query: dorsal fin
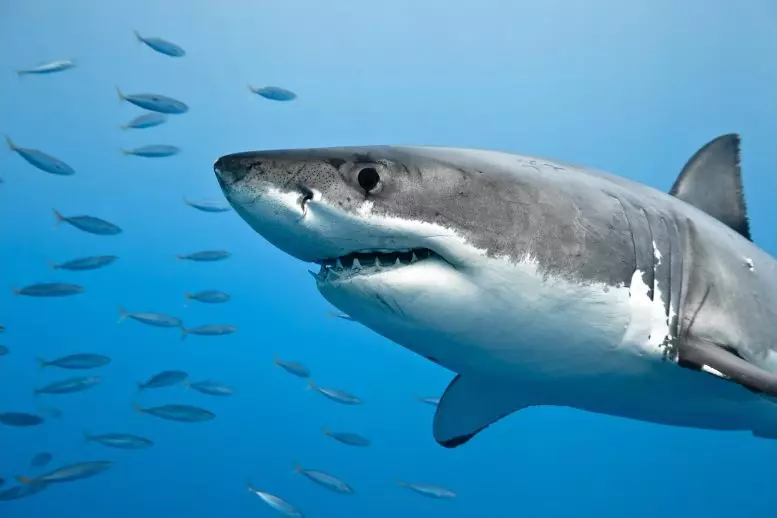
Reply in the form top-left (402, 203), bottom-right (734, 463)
top-left (669, 134), bottom-right (751, 241)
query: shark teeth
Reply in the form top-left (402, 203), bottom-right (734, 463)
top-left (313, 248), bottom-right (440, 283)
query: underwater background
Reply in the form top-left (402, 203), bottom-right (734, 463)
top-left (1, 0), bottom-right (776, 516)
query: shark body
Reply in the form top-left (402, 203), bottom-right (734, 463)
top-left (214, 134), bottom-right (777, 447)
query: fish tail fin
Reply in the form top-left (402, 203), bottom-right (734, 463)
top-left (35, 357), bottom-right (48, 368)
top-left (48, 260), bottom-right (58, 270)
top-left (293, 464), bottom-right (303, 472)
top-left (306, 379), bottom-right (316, 390)
top-left (16, 476), bottom-right (33, 484)
top-left (247, 84), bottom-right (254, 93)
top-left (116, 86), bottom-right (125, 102)
top-left (120, 148), bottom-right (130, 156)
top-left (4, 135), bottom-right (15, 151)
top-left (183, 378), bottom-right (191, 390)
top-left (12, 286), bottom-right (20, 296)
top-left (52, 208), bottom-right (64, 224)
top-left (132, 29), bottom-right (143, 42)
top-left (118, 124), bottom-right (127, 130)
top-left (175, 254), bottom-right (184, 260)
top-left (82, 429), bottom-right (90, 441)
top-left (132, 402), bottom-right (143, 414)
top-left (322, 425), bottom-right (329, 436)
top-left (180, 327), bottom-right (189, 340)
top-left (273, 354), bottom-right (281, 365)
top-left (397, 480), bottom-right (408, 487)
top-left (117, 308), bottom-right (127, 324)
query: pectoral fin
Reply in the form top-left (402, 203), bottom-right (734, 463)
top-left (681, 338), bottom-right (777, 397)
top-left (433, 375), bottom-right (531, 448)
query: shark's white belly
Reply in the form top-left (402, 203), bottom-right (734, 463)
top-left (319, 255), bottom-right (777, 436)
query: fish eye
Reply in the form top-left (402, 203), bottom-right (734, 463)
top-left (357, 167), bottom-right (380, 192)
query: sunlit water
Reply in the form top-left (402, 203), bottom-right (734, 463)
top-left (1, 1), bottom-right (776, 517)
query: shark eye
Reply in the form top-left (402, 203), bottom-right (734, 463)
top-left (357, 167), bottom-right (381, 192)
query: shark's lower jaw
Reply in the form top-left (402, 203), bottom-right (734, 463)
top-left (312, 248), bottom-right (443, 283)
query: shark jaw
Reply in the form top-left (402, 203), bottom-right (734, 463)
top-left (312, 248), bottom-right (443, 283)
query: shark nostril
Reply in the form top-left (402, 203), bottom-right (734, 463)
top-left (213, 156), bottom-right (251, 184)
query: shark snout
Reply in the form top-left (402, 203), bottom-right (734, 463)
top-left (213, 153), bottom-right (254, 185)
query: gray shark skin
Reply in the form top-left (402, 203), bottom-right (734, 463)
top-left (214, 134), bottom-right (777, 447)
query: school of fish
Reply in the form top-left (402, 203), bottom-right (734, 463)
top-left (0, 31), bottom-right (454, 514)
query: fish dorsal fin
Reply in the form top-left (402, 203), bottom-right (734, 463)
top-left (669, 134), bottom-right (751, 240)
top-left (433, 375), bottom-right (530, 448)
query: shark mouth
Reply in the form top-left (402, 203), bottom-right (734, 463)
top-left (312, 248), bottom-right (444, 282)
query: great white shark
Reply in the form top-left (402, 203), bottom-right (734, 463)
top-left (213, 134), bottom-right (777, 447)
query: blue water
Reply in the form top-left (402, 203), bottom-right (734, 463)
top-left (2, 0), bottom-right (776, 516)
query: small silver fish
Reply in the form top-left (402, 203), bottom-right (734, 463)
top-left (119, 112), bottom-right (168, 130)
top-left (116, 87), bottom-right (188, 114)
top-left (37, 353), bottom-right (110, 370)
top-left (248, 85), bottom-right (297, 101)
top-left (180, 324), bottom-right (237, 340)
top-left (327, 311), bottom-right (354, 321)
top-left (138, 370), bottom-right (188, 390)
top-left (184, 290), bottom-right (230, 304)
top-left (53, 209), bottom-right (122, 235)
top-left (134, 30), bottom-right (186, 57)
top-left (13, 282), bottom-right (84, 297)
top-left (133, 403), bottom-right (215, 422)
top-left (0, 482), bottom-right (48, 501)
top-left (322, 427), bottom-right (371, 447)
top-left (50, 255), bottom-right (117, 271)
top-left (274, 356), bottom-right (310, 378)
top-left (84, 431), bottom-right (153, 449)
top-left (247, 484), bottom-right (304, 517)
top-left (6, 136), bottom-right (75, 175)
top-left (30, 452), bottom-right (53, 468)
top-left (398, 481), bottom-right (457, 499)
top-left (294, 465), bottom-right (354, 494)
top-left (0, 412), bottom-right (44, 427)
top-left (34, 376), bottom-right (101, 395)
top-left (121, 144), bottom-right (180, 158)
top-left (183, 198), bottom-right (231, 213)
top-left (17, 461), bottom-right (112, 485)
top-left (177, 250), bottom-right (231, 262)
top-left (117, 308), bottom-right (182, 328)
top-left (17, 59), bottom-right (76, 76)
top-left (185, 380), bottom-right (235, 396)
top-left (307, 380), bottom-right (362, 405)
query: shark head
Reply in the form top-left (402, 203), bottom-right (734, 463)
top-left (213, 145), bottom-right (637, 379)
top-left (214, 147), bottom-right (491, 367)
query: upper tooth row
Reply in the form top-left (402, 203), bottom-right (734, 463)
top-left (326, 252), bottom-right (420, 270)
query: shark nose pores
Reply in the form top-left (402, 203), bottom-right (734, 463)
top-left (213, 155), bottom-right (250, 184)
